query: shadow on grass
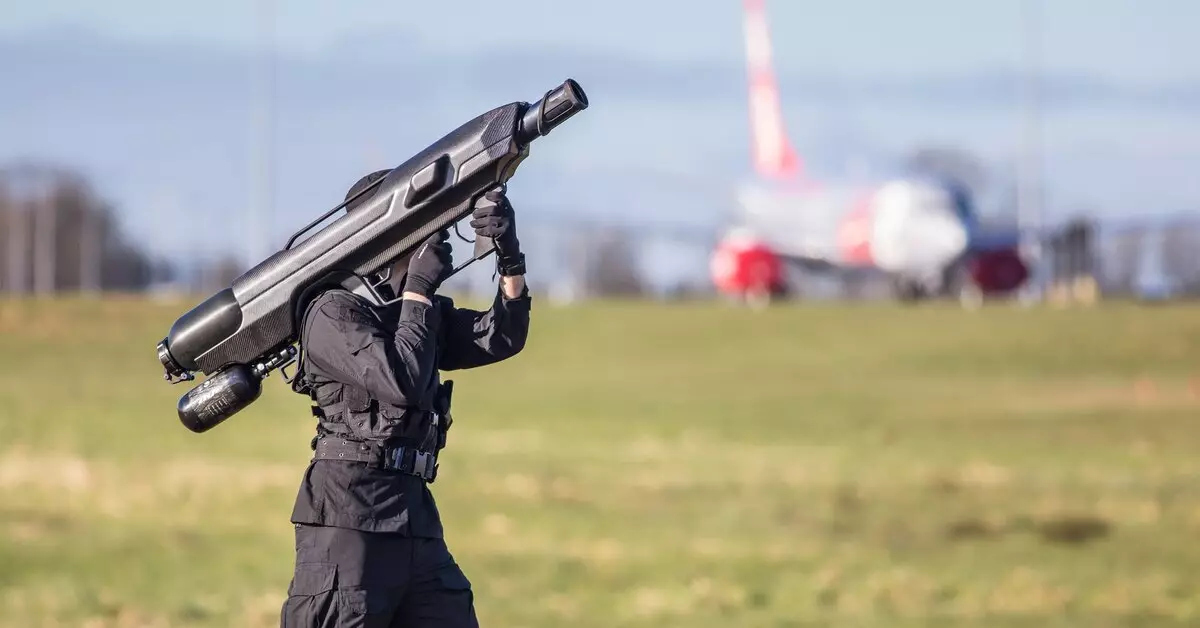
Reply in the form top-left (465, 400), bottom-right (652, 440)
top-left (943, 513), bottom-right (1112, 546)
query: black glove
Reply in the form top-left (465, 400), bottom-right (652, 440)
top-left (469, 188), bottom-right (522, 271)
top-left (403, 230), bottom-right (453, 298)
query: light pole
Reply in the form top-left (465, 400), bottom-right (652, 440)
top-left (250, 0), bottom-right (277, 266)
top-left (1017, 0), bottom-right (1045, 304)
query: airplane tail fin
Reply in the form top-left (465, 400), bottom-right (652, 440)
top-left (743, 0), bottom-right (801, 181)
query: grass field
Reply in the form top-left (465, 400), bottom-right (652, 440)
top-left (1, 296), bottom-right (1199, 627)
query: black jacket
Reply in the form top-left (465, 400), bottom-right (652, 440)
top-left (289, 285), bottom-right (531, 535)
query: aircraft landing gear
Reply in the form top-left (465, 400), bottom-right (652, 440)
top-left (742, 282), bottom-right (789, 310)
top-left (891, 277), bottom-right (928, 303)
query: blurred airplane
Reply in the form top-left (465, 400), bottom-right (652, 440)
top-left (710, 0), bottom-right (1029, 305)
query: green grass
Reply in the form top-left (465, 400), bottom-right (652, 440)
top-left (1, 296), bottom-right (1199, 627)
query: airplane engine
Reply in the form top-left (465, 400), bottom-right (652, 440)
top-left (967, 248), bottom-right (1028, 294)
top-left (710, 231), bottom-right (784, 301)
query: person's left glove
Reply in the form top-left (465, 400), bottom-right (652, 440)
top-left (469, 187), bottom-right (523, 274)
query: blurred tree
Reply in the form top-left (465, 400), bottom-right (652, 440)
top-left (575, 227), bottom-right (647, 298)
top-left (0, 163), bottom-right (161, 294)
top-left (901, 145), bottom-right (1024, 223)
top-left (903, 146), bottom-right (988, 198)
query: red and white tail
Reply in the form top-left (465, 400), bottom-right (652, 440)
top-left (743, 0), bottom-right (801, 181)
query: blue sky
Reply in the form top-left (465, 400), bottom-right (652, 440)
top-left (5, 0), bottom-right (1197, 82)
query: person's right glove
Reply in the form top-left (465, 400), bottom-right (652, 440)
top-left (469, 187), bottom-right (523, 275)
top-left (403, 230), bottom-right (454, 298)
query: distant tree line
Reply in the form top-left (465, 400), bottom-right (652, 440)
top-left (576, 228), bottom-right (648, 297)
top-left (6, 157), bottom-right (1197, 301)
top-left (1100, 225), bottom-right (1200, 297)
top-left (0, 163), bottom-right (172, 294)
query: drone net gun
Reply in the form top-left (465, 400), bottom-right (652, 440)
top-left (155, 79), bottom-right (589, 433)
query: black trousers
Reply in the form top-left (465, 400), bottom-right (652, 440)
top-left (280, 524), bottom-right (478, 628)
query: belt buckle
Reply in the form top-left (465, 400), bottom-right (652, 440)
top-left (412, 451), bottom-right (438, 481)
top-left (389, 446), bottom-right (405, 471)
top-left (412, 451), bottom-right (429, 478)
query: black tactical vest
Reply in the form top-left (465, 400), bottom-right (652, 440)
top-left (291, 290), bottom-right (453, 455)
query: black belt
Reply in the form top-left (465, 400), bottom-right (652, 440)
top-left (312, 436), bottom-right (439, 482)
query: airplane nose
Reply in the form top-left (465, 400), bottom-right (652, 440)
top-left (869, 180), bottom-right (970, 275)
top-left (917, 212), bottom-right (969, 267)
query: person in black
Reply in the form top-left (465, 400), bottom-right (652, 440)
top-left (279, 170), bottom-right (531, 627)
